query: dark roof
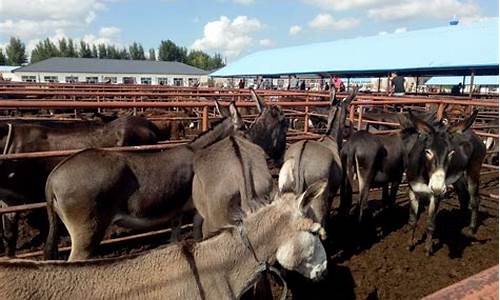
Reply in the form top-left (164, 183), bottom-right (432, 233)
top-left (14, 57), bottom-right (209, 75)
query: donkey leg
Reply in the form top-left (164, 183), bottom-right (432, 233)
top-left (192, 213), bottom-right (204, 241)
top-left (463, 176), bottom-right (480, 237)
top-left (1, 201), bottom-right (19, 257)
top-left (389, 181), bottom-right (400, 207)
top-left (453, 177), bottom-right (470, 212)
top-left (66, 215), bottom-right (111, 261)
top-left (424, 195), bottom-right (440, 256)
top-left (407, 190), bottom-right (420, 251)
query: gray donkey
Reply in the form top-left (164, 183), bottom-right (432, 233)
top-left (278, 88), bottom-right (357, 228)
top-left (44, 103), bottom-right (245, 261)
top-left (0, 181), bottom-right (328, 300)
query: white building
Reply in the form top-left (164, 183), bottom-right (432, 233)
top-left (0, 66), bottom-right (21, 81)
top-left (12, 57), bottom-right (209, 86)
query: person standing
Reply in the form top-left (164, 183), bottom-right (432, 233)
top-left (390, 72), bottom-right (405, 96)
top-left (451, 82), bottom-right (463, 96)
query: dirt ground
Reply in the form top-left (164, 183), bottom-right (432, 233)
top-left (9, 173), bottom-right (499, 300)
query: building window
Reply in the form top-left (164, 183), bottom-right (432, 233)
top-left (103, 77), bottom-right (117, 84)
top-left (86, 77), bottom-right (99, 83)
top-left (158, 77), bottom-right (169, 85)
top-left (21, 76), bottom-right (36, 82)
top-left (123, 77), bottom-right (136, 84)
top-left (44, 76), bottom-right (59, 83)
top-left (140, 77), bottom-right (152, 85)
top-left (173, 78), bottom-right (184, 87)
top-left (65, 76), bottom-right (79, 83)
top-left (188, 78), bottom-right (199, 87)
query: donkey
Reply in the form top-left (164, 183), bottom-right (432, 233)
top-left (0, 181), bottom-right (328, 300)
top-left (192, 135), bottom-right (274, 238)
top-left (278, 88), bottom-right (357, 228)
top-left (44, 103), bottom-right (245, 261)
top-left (405, 110), bottom-right (485, 256)
top-left (0, 116), bottom-right (160, 257)
top-left (215, 89), bottom-right (288, 164)
top-left (339, 109), bottom-right (447, 222)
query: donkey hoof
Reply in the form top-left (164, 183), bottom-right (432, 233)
top-left (461, 227), bottom-right (476, 238)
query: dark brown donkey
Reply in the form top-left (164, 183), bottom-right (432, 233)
top-left (0, 116), bottom-right (160, 256)
top-left (405, 110), bottom-right (485, 256)
top-left (339, 110), bottom-right (443, 222)
top-left (278, 88), bottom-right (357, 229)
top-left (215, 89), bottom-right (288, 164)
top-left (44, 103), bottom-right (245, 261)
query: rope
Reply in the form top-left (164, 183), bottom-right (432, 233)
top-left (237, 225), bottom-right (288, 300)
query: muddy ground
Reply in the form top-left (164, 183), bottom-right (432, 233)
top-left (9, 172), bottom-right (499, 300)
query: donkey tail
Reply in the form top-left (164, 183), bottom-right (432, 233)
top-left (44, 184), bottom-right (60, 260)
top-left (294, 141), bottom-right (308, 194)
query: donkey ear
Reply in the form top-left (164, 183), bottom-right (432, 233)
top-left (408, 111), bottom-right (435, 135)
top-left (250, 88), bottom-right (265, 113)
top-left (449, 109), bottom-right (478, 134)
top-left (297, 180), bottom-right (328, 212)
top-left (214, 100), bottom-right (228, 117)
top-left (342, 86), bottom-right (358, 106)
top-left (325, 108), bottom-right (336, 134)
top-left (228, 101), bottom-right (242, 124)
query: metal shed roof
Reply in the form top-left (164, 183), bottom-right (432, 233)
top-left (211, 18), bottom-right (498, 78)
top-left (14, 57), bottom-right (209, 75)
top-left (425, 75), bottom-right (499, 86)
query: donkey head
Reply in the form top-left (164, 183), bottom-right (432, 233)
top-left (273, 180), bottom-right (328, 281)
top-left (325, 87), bottom-right (357, 142)
top-left (246, 89), bottom-right (288, 161)
top-left (407, 111), bottom-right (458, 196)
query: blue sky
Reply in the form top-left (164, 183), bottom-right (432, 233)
top-left (0, 0), bottom-right (498, 61)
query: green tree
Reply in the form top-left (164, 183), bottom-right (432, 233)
top-left (98, 44), bottom-right (107, 58)
top-left (79, 40), bottom-right (92, 58)
top-left (107, 45), bottom-right (119, 59)
top-left (129, 42), bottom-right (145, 60)
top-left (30, 38), bottom-right (60, 63)
top-left (58, 38), bottom-right (69, 57)
top-left (5, 37), bottom-right (27, 65)
top-left (148, 48), bottom-right (156, 61)
top-left (158, 40), bottom-right (187, 62)
top-left (0, 48), bottom-right (6, 65)
top-left (67, 38), bottom-right (77, 57)
top-left (91, 44), bottom-right (98, 58)
top-left (119, 47), bottom-right (130, 59)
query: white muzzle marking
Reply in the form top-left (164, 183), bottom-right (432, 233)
top-left (429, 168), bottom-right (446, 195)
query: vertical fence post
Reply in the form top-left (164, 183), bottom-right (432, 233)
top-left (133, 97), bottom-right (137, 116)
top-left (97, 96), bottom-right (101, 114)
top-left (304, 94), bottom-right (309, 133)
top-left (349, 105), bottom-right (355, 125)
top-left (357, 105), bottom-right (363, 130)
top-left (437, 102), bottom-right (445, 121)
top-left (202, 105), bottom-right (209, 132)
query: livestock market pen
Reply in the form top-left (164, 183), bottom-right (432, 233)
top-left (0, 82), bottom-right (498, 299)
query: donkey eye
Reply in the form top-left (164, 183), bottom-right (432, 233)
top-left (448, 150), bottom-right (455, 159)
top-left (425, 149), bottom-right (434, 160)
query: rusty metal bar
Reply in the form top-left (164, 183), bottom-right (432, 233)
top-left (423, 265), bottom-right (498, 300)
top-left (5, 224), bottom-right (194, 260)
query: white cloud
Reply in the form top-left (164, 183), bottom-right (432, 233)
top-left (368, 0), bottom-right (480, 21)
top-left (0, 0), bottom-right (106, 22)
top-left (233, 0), bottom-right (255, 4)
top-left (394, 27), bottom-right (407, 33)
top-left (0, 0), bottom-right (111, 42)
top-left (309, 13), bottom-right (360, 30)
top-left (191, 16), bottom-right (263, 58)
top-left (303, 0), bottom-right (395, 11)
top-left (259, 38), bottom-right (274, 47)
top-left (289, 25), bottom-right (303, 35)
top-left (99, 26), bottom-right (121, 39)
top-left (83, 27), bottom-right (122, 46)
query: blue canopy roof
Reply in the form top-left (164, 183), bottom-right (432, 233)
top-left (212, 18), bottom-right (498, 78)
top-left (425, 75), bottom-right (499, 86)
